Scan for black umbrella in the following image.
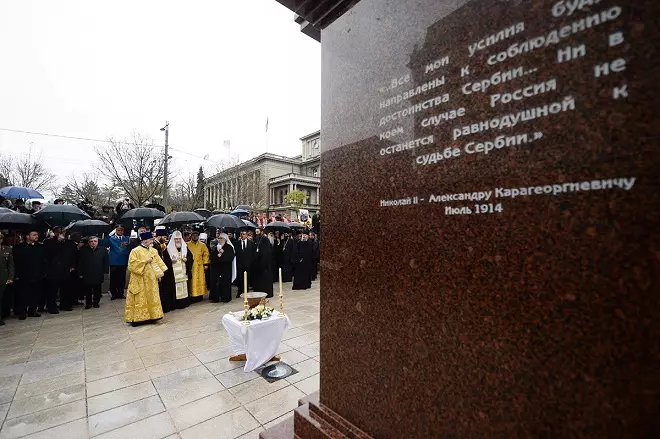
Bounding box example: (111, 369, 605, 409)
(194, 208, 213, 219)
(241, 219, 258, 229)
(264, 221, 292, 233)
(288, 222, 307, 230)
(119, 208, 165, 221)
(205, 214, 245, 230)
(65, 219, 112, 237)
(230, 208, 249, 217)
(160, 211, 205, 227)
(33, 204, 90, 227)
(0, 212, 38, 230)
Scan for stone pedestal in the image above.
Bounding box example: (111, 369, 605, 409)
(266, 0, 660, 437)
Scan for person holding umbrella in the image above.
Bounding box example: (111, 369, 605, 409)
(102, 225, 130, 300)
(43, 226, 77, 312)
(252, 231, 274, 298)
(12, 229, 47, 319)
(209, 232, 236, 303)
(279, 232, 294, 283)
(234, 230, 254, 299)
(0, 232, 15, 326)
(14, 200, 29, 213)
(292, 231, 314, 291)
(78, 236, 109, 309)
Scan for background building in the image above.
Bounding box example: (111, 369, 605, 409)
(204, 130, 320, 218)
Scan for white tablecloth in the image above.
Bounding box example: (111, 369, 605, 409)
(221, 312, 292, 372)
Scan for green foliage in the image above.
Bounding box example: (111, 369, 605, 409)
(284, 189, 308, 206)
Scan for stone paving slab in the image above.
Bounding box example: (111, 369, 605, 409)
(0, 281, 320, 439)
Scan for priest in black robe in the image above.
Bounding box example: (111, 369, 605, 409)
(310, 232, 320, 281)
(292, 232, 313, 290)
(161, 231, 194, 312)
(279, 233, 294, 283)
(209, 233, 236, 303)
(270, 232, 280, 282)
(252, 234, 273, 297)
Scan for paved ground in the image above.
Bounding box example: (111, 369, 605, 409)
(0, 281, 321, 439)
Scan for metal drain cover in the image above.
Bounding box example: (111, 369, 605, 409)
(260, 362, 298, 382)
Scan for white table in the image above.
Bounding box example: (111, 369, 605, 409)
(221, 311, 292, 372)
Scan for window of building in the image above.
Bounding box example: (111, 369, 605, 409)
(313, 140, 319, 155)
(312, 167, 319, 177)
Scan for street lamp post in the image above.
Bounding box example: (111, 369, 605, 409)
(160, 121, 170, 211)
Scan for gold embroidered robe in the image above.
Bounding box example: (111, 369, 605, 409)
(125, 246, 168, 323)
(186, 241, 210, 297)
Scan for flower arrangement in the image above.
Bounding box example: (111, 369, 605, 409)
(243, 300, 275, 321)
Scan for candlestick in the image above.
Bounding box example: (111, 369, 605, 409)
(242, 271, 250, 325)
(278, 268, 285, 316)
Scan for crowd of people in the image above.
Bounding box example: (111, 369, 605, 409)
(0, 218, 320, 327)
(0, 198, 45, 213)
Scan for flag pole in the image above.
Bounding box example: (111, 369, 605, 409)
(265, 117, 269, 154)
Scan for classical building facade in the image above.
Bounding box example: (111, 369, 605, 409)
(204, 130, 321, 218)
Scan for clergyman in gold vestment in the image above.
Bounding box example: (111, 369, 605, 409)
(125, 232, 168, 325)
(186, 231, 210, 302)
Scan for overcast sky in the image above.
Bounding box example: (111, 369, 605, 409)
(0, 0, 321, 197)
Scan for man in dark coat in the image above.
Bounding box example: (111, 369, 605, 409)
(43, 226, 78, 312)
(310, 231, 320, 281)
(78, 236, 109, 309)
(234, 230, 254, 298)
(209, 233, 236, 303)
(279, 233, 294, 283)
(270, 231, 280, 282)
(68, 233, 85, 305)
(12, 229, 47, 319)
(0, 232, 15, 325)
(312, 212, 320, 238)
(292, 232, 313, 290)
(14, 199, 30, 214)
(252, 234, 273, 297)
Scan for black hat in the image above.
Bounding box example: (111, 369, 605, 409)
(155, 229, 168, 237)
(139, 232, 153, 241)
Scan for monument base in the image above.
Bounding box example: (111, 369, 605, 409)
(260, 392, 373, 439)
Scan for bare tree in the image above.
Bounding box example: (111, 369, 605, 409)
(169, 172, 199, 212)
(95, 134, 166, 206)
(59, 173, 122, 207)
(59, 173, 102, 205)
(0, 150, 57, 193)
(99, 183, 122, 207)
